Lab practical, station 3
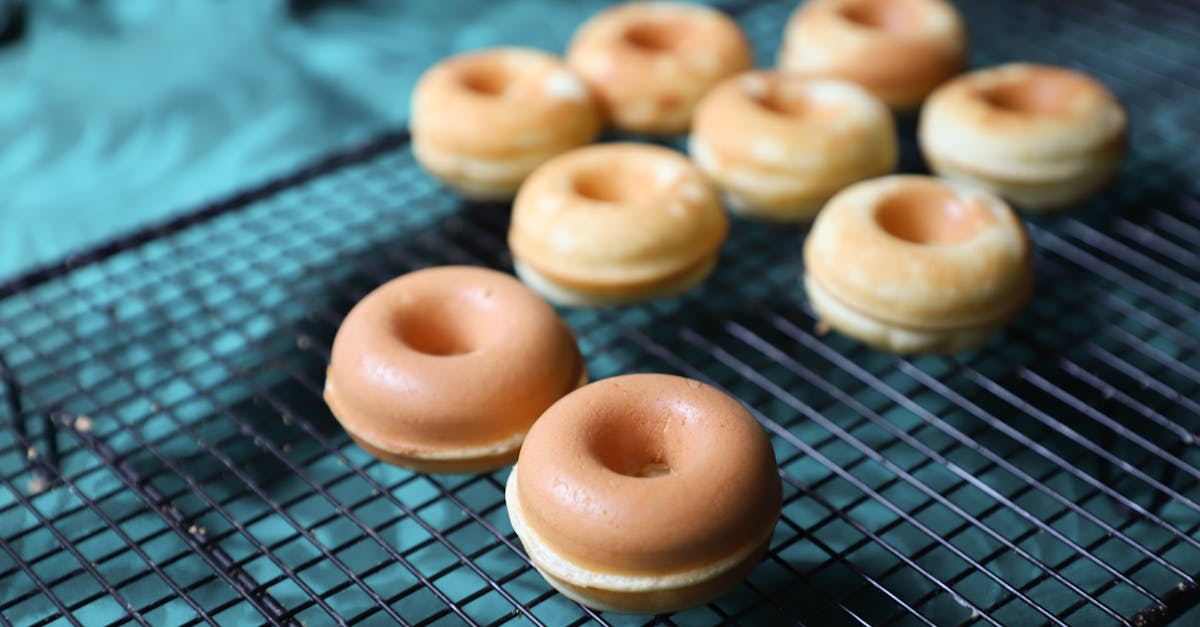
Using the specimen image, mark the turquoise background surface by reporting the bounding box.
[0,0,627,281]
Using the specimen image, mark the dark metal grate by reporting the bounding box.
[2,0,1199,624]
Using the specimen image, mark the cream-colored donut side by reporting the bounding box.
[778,0,966,111]
[410,47,602,200]
[919,63,1128,211]
[509,143,728,306]
[690,71,897,222]
[566,2,752,134]
[803,175,1033,354]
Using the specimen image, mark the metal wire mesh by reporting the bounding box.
[2,0,1199,624]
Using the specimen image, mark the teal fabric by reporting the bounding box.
[0,0,618,281]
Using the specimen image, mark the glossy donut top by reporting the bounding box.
[515,374,781,577]
[410,47,602,159]
[780,0,966,110]
[508,143,728,291]
[566,2,752,133]
[804,175,1032,329]
[919,64,1127,178]
[325,266,584,455]
[692,71,896,171]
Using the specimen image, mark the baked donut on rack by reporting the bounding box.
[778,0,967,111]
[690,70,897,221]
[324,266,586,473]
[507,374,782,614]
[508,143,727,306]
[803,175,1033,354]
[919,63,1128,211]
[566,2,752,134]
[410,47,602,200]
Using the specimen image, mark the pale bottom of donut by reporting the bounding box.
[505,468,772,614]
[925,151,1122,213]
[723,190,826,223]
[413,141,555,202]
[325,369,588,474]
[512,256,718,307]
[803,274,1007,354]
[691,139,891,222]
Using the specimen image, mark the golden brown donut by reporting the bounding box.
[507,374,782,614]
[803,175,1033,354]
[690,71,897,221]
[566,2,752,134]
[778,0,967,111]
[919,63,1128,212]
[508,143,728,306]
[410,47,602,200]
[324,266,586,473]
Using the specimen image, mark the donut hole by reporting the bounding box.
[839,0,919,32]
[623,20,689,53]
[591,414,675,478]
[572,163,657,205]
[393,297,496,356]
[875,184,992,245]
[752,86,843,121]
[979,71,1083,116]
[459,64,513,96]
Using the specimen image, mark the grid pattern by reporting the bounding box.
[2,0,1199,624]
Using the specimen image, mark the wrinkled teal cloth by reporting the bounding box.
[0,0,617,281]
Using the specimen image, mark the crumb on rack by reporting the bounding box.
[815,320,831,335]
[26,448,37,461]
[74,416,93,432]
[27,477,47,495]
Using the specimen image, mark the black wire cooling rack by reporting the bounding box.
[2,0,1199,625]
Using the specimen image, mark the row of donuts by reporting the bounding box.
[325,266,783,613]
[411,0,1127,214]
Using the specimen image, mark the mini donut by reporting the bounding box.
[919,63,1128,212]
[690,71,898,222]
[507,374,782,614]
[509,143,728,306]
[324,266,586,473]
[410,47,602,200]
[778,0,967,111]
[803,175,1033,354]
[566,2,752,134]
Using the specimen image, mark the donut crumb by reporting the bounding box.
[815,320,831,335]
